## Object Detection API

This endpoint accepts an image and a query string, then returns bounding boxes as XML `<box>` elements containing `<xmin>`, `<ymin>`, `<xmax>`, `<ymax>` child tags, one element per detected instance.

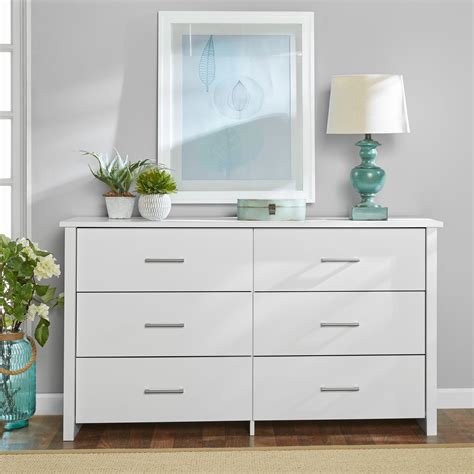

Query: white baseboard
<box><xmin>36</xmin><ymin>393</ymin><xmax>63</xmax><ymax>415</ymax></box>
<box><xmin>437</xmin><ymin>388</ymin><xmax>474</xmax><ymax>409</ymax></box>
<box><xmin>35</xmin><ymin>389</ymin><xmax>474</xmax><ymax>416</ymax></box>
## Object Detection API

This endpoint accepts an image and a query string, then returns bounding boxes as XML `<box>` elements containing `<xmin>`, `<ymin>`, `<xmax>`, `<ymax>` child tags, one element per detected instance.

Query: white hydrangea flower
<box><xmin>26</xmin><ymin>303</ymin><xmax>38</xmax><ymax>321</ymax></box>
<box><xmin>26</xmin><ymin>303</ymin><xmax>50</xmax><ymax>322</ymax></box>
<box><xmin>34</xmin><ymin>254</ymin><xmax>61</xmax><ymax>281</ymax></box>
<box><xmin>36</xmin><ymin>303</ymin><xmax>50</xmax><ymax>321</ymax></box>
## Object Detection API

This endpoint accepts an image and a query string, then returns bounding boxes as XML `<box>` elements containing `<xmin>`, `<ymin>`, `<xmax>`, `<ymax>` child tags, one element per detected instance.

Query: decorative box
<box><xmin>237</xmin><ymin>199</ymin><xmax>306</xmax><ymax>221</ymax></box>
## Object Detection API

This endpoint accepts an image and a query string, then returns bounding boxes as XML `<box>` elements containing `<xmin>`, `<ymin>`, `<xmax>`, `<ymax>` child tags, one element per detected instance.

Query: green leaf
<box><xmin>9</xmin><ymin>255</ymin><xmax>24</xmax><ymax>271</ymax></box>
<box><xmin>0</xmin><ymin>234</ymin><xmax>11</xmax><ymax>248</ymax></box>
<box><xmin>55</xmin><ymin>293</ymin><xmax>64</xmax><ymax>309</ymax></box>
<box><xmin>41</xmin><ymin>287</ymin><xmax>56</xmax><ymax>304</ymax></box>
<box><xmin>2</xmin><ymin>246</ymin><xmax>11</xmax><ymax>260</ymax></box>
<box><xmin>20</xmin><ymin>282</ymin><xmax>34</xmax><ymax>300</ymax></box>
<box><xmin>13</xmin><ymin>304</ymin><xmax>27</xmax><ymax>321</ymax></box>
<box><xmin>35</xmin><ymin>319</ymin><xmax>50</xmax><ymax>347</ymax></box>
<box><xmin>35</xmin><ymin>250</ymin><xmax>50</xmax><ymax>258</ymax></box>
<box><xmin>3</xmin><ymin>315</ymin><xmax>13</xmax><ymax>328</ymax></box>
<box><xmin>19</xmin><ymin>262</ymin><xmax>34</xmax><ymax>278</ymax></box>
<box><xmin>36</xmin><ymin>284</ymin><xmax>49</xmax><ymax>297</ymax></box>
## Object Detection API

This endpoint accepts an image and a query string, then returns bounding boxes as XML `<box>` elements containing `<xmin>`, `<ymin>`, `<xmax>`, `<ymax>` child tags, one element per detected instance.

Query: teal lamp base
<box><xmin>4</xmin><ymin>419</ymin><xmax>29</xmax><ymax>431</ymax></box>
<box><xmin>350</xmin><ymin>134</ymin><xmax>388</xmax><ymax>221</ymax></box>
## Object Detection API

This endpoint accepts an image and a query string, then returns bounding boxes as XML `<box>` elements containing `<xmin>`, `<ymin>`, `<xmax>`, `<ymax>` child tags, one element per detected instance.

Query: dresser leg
<box><xmin>424</xmin><ymin>228</ymin><xmax>438</xmax><ymax>437</ymax></box>
<box><xmin>63</xmin><ymin>422</ymin><xmax>81</xmax><ymax>441</ymax></box>
<box><xmin>249</xmin><ymin>420</ymin><xmax>255</xmax><ymax>436</ymax></box>
<box><xmin>417</xmin><ymin>415</ymin><xmax>437</xmax><ymax>436</ymax></box>
<box><xmin>426</xmin><ymin>415</ymin><xmax>438</xmax><ymax>437</ymax></box>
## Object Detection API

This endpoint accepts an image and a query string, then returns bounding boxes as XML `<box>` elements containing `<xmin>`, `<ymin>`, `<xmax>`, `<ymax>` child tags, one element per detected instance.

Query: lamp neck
<box><xmin>355</xmin><ymin>136</ymin><xmax>381</xmax><ymax>168</ymax></box>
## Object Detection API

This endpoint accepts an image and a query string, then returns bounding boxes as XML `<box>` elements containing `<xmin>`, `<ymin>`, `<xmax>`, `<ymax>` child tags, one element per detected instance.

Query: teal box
<box><xmin>237</xmin><ymin>199</ymin><xmax>306</xmax><ymax>221</ymax></box>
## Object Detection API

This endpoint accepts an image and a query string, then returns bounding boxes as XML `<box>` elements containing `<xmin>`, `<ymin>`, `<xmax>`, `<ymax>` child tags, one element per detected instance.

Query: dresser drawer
<box><xmin>254</xmin><ymin>292</ymin><xmax>425</xmax><ymax>355</ymax></box>
<box><xmin>254</xmin><ymin>229</ymin><xmax>425</xmax><ymax>291</ymax></box>
<box><xmin>76</xmin><ymin>357</ymin><xmax>252</xmax><ymax>423</ymax></box>
<box><xmin>76</xmin><ymin>229</ymin><xmax>252</xmax><ymax>292</ymax></box>
<box><xmin>77</xmin><ymin>292</ymin><xmax>252</xmax><ymax>357</ymax></box>
<box><xmin>254</xmin><ymin>356</ymin><xmax>425</xmax><ymax>420</ymax></box>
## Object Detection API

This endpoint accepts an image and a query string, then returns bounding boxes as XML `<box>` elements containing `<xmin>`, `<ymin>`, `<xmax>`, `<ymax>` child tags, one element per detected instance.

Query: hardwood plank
<box><xmin>340</xmin><ymin>420</ymin><xmax>375</xmax><ymax>446</ymax></box>
<box><xmin>225</xmin><ymin>435</ymin><xmax>251</xmax><ymax>448</ymax></box>
<box><xmin>317</xmin><ymin>421</ymin><xmax>348</xmax><ymax>445</ymax></box>
<box><xmin>224</xmin><ymin>422</ymin><xmax>249</xmax><ymax>447</ymax></box>
<box><xmin>254</xmin><ymin>422</ymin><xmax>277</xmax><ymax>447</ymax></box>
<box><xmin>96</xmin><ymin>424</ymin><xmax>131</xmax><ymax>449</ymax></box>
<box><xmin>172</xmin><ymin>422</ymin><xmax>203</xmax><ymax>449</ymax></box>
<box><xmin>150</xmin><ymin>423</ymin><xmax>179</xmax><ymax>449</ymax></box>
<box><xmin>71</xmin><ymin>423</ymin><xmax>105</xmax><ymax>450</ymax></box>
<box><xmin>202</xmin><ymin>422</ymin><xmax>227</xmax><ymax>448</ymax></box>
<box><xmin>128</xmin><ymin>423</ymin><xmax>154</xmax><ymax>449</ymax></box>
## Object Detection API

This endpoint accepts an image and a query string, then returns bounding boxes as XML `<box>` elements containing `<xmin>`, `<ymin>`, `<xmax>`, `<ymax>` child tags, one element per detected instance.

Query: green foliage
<box><xmin>0</xmin><ymin>235</ymin><xmax>63</xmax><ymax>346</ymax></box>
<box><xmin>136</xmin><ymin>167</ymin><xmax>178</xmax><ymax>195</ymax></box>
<box><xmin>35</xmin><ymin>319</ymin><xmax>50</xmax><ymax>348</ymax></box>
<box><xmin>81</xmin><ymin>149</ymin><xmax>150</xmax><ymax>196</ymax></box>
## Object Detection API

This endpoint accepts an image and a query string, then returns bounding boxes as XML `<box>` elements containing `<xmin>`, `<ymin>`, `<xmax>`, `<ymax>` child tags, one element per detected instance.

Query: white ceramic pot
<box><xmin>104</xmin><ymin>196</ymin><xmax>135</xmax><ymax>219</ymax></box>
<box><xmin>138</xmin><ymin>194</ymin><xmax>172</xmax><ymax>221</ymax></box>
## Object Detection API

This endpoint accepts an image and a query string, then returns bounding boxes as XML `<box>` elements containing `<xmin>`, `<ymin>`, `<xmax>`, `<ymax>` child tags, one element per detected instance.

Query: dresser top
<box><xmin>60</xmin><ymin>217</ymin><xmax>443</xmax><ymax>228</ymax></box>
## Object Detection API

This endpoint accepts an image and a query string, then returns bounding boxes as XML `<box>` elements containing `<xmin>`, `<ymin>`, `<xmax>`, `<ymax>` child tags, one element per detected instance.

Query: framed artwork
<box><xmin>158</xmin><ymin>11</ymin><xmax>315</xmax><ymax>203</ymax></box>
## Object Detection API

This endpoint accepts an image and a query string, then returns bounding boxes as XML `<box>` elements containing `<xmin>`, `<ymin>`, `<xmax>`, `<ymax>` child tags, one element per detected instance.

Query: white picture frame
<box><xmin>158</xmin><ymin>11</ymin><xmax>315</xmax><ymax>204</ymax></box>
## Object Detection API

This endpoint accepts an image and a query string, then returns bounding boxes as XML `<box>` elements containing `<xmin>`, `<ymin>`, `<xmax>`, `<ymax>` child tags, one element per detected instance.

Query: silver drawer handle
<box><xmin>321</xmin><ymin>257</ymin><xmax>360</xmax><ymax>263</ymax></box>
<box><xmin>321</xmin><ymin>386</ymin><xmax>360</xmax><ymax>392</ymax></box>
<box><xmin>320</xmin><ymin>322</ymin><xmax>360</xmax><ymax>327</ymax></box>
<box><xmin>144</xmin><ymin>323</ymin><xmax>185</xmax><ymax>328</ymax></box>
<box><xmin>144</xmin><ymin>388</ymin><xmax>184</xmax><ymax>394</ymax></box>
<box><xmin>144</xmin><ymin>258</ymin><xmax>185</xmax><ymax>263</ymax></box>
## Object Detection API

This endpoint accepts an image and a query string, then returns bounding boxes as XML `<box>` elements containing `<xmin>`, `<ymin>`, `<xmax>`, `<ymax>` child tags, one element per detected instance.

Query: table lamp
<box><xmin>327</xmin><ymin>74</ymin><xmax>410</xmax><ymax>220</ymax></box>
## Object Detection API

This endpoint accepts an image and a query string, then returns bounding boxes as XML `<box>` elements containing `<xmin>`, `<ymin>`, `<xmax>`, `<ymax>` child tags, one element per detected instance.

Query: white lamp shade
<box><xmin>327</xmin><ymin>74</ymin><xmax>410</xmax><ymax>134</ymax></box>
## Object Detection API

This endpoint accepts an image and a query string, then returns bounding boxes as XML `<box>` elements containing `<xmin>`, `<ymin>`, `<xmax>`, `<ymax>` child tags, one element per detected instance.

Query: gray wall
<box><xmin>31</xmin><ymin>0</ymin><xmax>473</xmax><ymax>393</ymax></box>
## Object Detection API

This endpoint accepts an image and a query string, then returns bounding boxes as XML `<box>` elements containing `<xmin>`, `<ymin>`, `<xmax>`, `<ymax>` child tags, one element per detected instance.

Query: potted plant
<box><xmin>0</xmin><ymin>235</ymin><xmax>63</xmax><ymax>431</ymax></box>
<box><xmin>81</xmin><ymin>149</ymin><xmax>149</xmax><ymax>219</ymax></box>
<box><xmin>136</xmin><ymin>166</ymin><xmax>177</xmax><ymax>221</ymax></box>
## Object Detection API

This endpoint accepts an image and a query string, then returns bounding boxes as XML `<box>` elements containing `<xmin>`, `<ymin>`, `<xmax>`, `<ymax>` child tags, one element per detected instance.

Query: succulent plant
<box><xmin>136</xmin><ymin>167</ymin><xmax>177</xmax><ymax>195</ymax></box>
<box><xmin>81</xmin><ymin>149</ymin><xmax>150</xmax><ymax>196</ymax></box>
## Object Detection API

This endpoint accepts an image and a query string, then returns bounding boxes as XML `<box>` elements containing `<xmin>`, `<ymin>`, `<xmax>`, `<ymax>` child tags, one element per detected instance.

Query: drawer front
<box><xmin>254</xmin><ymin>356</ymin><xmax>425</xmax><ymax>420</ymax></box>
<box><xmin>77</xmin><ymin>229</ymin><xmax>252</xmax><ymax>291</ymax></box>
<box><xmin>76</xmin><ymin>357</ymin><xmax>252</xmax><ymax>423</ymax></box>
<box><xmin>254</xmin><ymin>229</ymin><xmax>425</xmax><ymax>291</ymax></box>
<box><xmin>77</xmin><ymin>292</ymin><xmax>252</xmax><ymax>357</ymax></box>
<box><xmin>254</xmin><ymin>292</ymin><xmax>425</xmax><ymax>355</ymax></box>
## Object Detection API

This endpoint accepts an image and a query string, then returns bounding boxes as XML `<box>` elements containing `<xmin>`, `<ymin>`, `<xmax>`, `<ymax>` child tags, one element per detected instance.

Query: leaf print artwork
<box><xmin>199</xmin><ymin>35</ymin><xmax>216</xmax><ymax>92</ymax></box>
<box><xmin>213</xmin><ymin>76</ymin><xmax>264</xmax><ymax>120</ymax></box>
<box><xmin>230</xmin><ymin>80</ymin><xmax>249</xmax><ymax>115</ymax></box>
<box><xmin>181</xmin><ymin>33</ymin><xmax>292</xmax><ymax>182</ymax></box>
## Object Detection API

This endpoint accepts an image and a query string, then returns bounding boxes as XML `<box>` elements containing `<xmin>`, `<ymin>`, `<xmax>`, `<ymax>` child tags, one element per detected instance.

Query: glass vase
<box><xmin>0</xmin><ymin>332</ymin><xmax>36</xmax><ymax>430</ymax></box>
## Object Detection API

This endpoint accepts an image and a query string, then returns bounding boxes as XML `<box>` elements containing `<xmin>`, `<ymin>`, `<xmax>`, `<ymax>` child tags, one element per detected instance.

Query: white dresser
<box><xmin>60</xmin><ymin>217</ymin><xmax>442</xmax><ymax>441</ymax></box>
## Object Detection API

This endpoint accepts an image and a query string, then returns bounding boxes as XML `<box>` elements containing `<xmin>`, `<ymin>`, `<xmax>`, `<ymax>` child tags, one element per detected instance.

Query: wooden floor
<box><xmin>0</xmin><ymin>410</ymin><xmax>472</xmax><ymax>451</ymax></box>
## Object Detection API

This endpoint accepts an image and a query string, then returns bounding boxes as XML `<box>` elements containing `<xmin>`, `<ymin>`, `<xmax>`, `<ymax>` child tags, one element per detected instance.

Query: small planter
<box><xmin>138</xmin><ymin>194</ymin><xmax>172</xmax><ymax>221</ymax></box>
<box><xmin>0</xmin><ymin>332</ymin><xmax>36</xmax><ymax>431</ymax></box>
<box><xmin>105</xmin><ymin>196</ymin><xmax>135</xmax><ymax>219</ymax></box>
